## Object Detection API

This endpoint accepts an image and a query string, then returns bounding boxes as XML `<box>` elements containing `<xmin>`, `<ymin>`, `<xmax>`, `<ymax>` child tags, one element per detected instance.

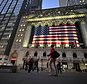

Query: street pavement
<box><xmin>0</xmin><ymin>69</ymin><xmax>87</xmax><ymax>84</ymax></box>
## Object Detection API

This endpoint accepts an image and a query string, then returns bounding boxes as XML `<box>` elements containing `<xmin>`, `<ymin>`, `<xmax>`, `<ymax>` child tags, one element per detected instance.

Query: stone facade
<box><xmin>14</xmin><ymin>47</ymin><xmax>87</xmax><ymax>71</ymax></box>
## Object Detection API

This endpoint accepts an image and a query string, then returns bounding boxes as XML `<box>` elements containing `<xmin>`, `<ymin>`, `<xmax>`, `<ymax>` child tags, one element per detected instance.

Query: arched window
<box><xmin>84</xmin><ymin>53</ymin><xmax>87</xmax><ymax>58</ymax></box>
<box><xmin>62</xmin><ymin>52</ymin><xmax>66</xmax><ymax>57</ymax></box>
<box><xmin>43</xmin><ymin>51</ymin><xmax>46</xmax><ymax>57</ymax></box>
<box><xmin>34</xmin><ymin>51</ymin><xmax>38</xmax><ymax>56</ymax></box>
<box><xmin>73</xmin><ymin>53</ymin><xmax>77</xmax><ymax>58</ymax></box>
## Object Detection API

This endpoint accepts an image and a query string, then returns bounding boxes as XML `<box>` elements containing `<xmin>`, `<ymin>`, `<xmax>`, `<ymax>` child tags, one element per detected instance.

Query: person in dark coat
<box><xmin>22</xmin><ymin>57</ymin><xmax>27</xmax><ymax>69</ymax></box>
<box><xmin>33</xmin><ymin>51</ymin><xmax>39</xmax><ymax>72</ymax></box>
<box><xmin>28</xmin><ymin>56</ymin><xmax>33</xmax><ymax>73</ymax></box>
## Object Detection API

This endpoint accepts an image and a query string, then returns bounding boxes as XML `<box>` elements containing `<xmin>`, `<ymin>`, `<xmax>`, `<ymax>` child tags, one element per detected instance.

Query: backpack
<box><xmin>53</xmin><ymin>50</ymin><xmax>60</xmax><ymax>59</ymax></box>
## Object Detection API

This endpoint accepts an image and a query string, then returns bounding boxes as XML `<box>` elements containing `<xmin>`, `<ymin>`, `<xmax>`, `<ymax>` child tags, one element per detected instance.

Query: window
<box><xmin>19</xmin><ymin>29</ymin><xmax>22</xmax><ymax>31</ymax></box>
<box><xmin>0</xmin><ymin>0</ymin><xmax>8</xmax><ymax>12</ymax></box>
<box><xmin>62</xmin><ymin>52</ymin><xmax>66</xmax><ymax>57</ymax></box>
<box><xmin>43</xmin><ymin>51</ymin><xmax>46</xmax><ymax>57</ymax></box>
<box><xmin>21</xmin><ymin>34</ymin><xmax>23</xmax><ymax>36</ymax></box>
<box><xmin>16</xmin><ymin>39</ymin><xmax>18</xmax><ymax>42</ymax></box>
<box><xmin>73</xmin><ymin>53</ymin><xmax>77</xmax><ymax>58</ymax></box>
<box><xmin>22</xmin><ymin>29</ymin><xmax>24</xmax><ymax>31</ymax></box>
<box><xmin>84</xmin><ymin>53</ymin><xmax>87</xmax><ymax>58</ymax></box>
<box><xmin>4</xmin><ymin>58</ymin><xmax>8</xmax><ymax>60</ymax></box>
<box><xmin>19</xmin><ymin>39</ymin><xmax>22</xmax><ymax>42</ymax></box>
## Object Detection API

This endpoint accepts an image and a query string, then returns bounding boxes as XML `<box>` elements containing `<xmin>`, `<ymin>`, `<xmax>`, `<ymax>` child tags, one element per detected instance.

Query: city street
<box><xmin>0</xmin><ymin>70</ymin><xmax>87</xmax><ymax>84</ymax></box>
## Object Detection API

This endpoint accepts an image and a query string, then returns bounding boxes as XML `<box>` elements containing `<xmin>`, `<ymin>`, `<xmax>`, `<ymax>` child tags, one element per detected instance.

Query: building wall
<box><xmin>10</xmin><ymin>5</ymin><xmax>87</xmax><ymax>71</ymax></box>
<box><xmin>59</xmin><ymin>0</ymin><xmax>68</xmax><ymax>7</ymax></box>
<box><xmin>0</xmin><ymin>0</ymin><xmax>25</xmax><ymax>55</ymax></box>
<box><xmin>28</xmin><ymin>0</ymin><xmax>42</xmax><ymax>10</ymax></box>
<box><xmin>59</xmin><ymin>0</ymin><xmax>87</xmax><ymax>7</ymax></box>
<box><xmin>0</xmin><ymin>0</ymin><xmax>42</xmax><ymax>55</ymax></box>
<box><xmin>15</xmin><ymin>47</ymin><xmax>87</xmax><ymax>71</ymax></box>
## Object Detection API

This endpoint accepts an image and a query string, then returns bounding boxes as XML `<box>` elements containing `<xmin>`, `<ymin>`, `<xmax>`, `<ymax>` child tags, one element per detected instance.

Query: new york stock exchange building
<box><xmin>10</xmin><ymin>4</ymin><xmax>87</xmax><ymax>72</ymax></box>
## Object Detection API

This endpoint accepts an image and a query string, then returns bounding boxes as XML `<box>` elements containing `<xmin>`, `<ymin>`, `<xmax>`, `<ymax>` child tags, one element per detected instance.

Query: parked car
<box><xmin>0</xmin><ymin>55</ymin><xmax>17</xmax><ymax>73</ymax></box>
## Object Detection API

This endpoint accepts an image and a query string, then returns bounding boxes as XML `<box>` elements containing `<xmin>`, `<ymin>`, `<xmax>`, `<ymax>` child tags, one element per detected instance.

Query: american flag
<box><xmin>32</xmin><ymin>25</ymin><xmax>79</xmax><ymax>47</ymax></box>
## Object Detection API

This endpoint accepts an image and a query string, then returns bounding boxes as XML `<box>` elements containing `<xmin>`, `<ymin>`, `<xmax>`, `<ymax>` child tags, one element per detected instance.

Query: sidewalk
<box><xmin>0</xmin><ymin>69</ymin><xmax>87</xmax><ymax>84</ymax></box>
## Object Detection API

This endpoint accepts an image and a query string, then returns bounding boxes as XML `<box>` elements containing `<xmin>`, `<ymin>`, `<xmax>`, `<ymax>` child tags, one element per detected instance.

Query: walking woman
<box><xmin>48</xmin><ymin>45</ymin><xmax>57</xmax><ymax>75</ymax></box>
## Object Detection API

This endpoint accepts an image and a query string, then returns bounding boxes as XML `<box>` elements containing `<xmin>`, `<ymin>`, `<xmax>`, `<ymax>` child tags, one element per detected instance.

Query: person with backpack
<box><xmin>48</xmin><ymin>45</ymin><xmax>60</xmax><ymax>76</ymax></box>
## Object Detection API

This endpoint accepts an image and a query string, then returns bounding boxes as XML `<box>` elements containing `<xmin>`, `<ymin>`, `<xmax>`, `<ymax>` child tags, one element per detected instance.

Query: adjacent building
<box><xmin>59</xmin><ymin>0</ymin><xmax>87</xmax><ymax>7</ymax></box>
<box><xmin>0</xmin><ymin>0</ymin><xmax>42</xmax><ymax>56</ymax></box>
<box><xmin>28</xmin><ymin>0</ymin><xmax>42</xmax><ymax>10</ymax></box>
<box><xmin>59</xmin><ymin>0</ymin><xmax>68</xmax><ymax>7</ymax></box>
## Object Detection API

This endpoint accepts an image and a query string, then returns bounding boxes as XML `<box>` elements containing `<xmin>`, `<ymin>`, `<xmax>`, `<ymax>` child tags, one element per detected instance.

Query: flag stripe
<box><xmin>32</xmin><ymin>25</ymin><xmax>79</xmax><ymax>46</ymax></box>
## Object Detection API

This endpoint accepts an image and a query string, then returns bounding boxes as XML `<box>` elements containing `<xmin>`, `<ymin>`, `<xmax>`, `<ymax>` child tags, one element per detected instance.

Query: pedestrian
<box><xmin>22</xmin><ymin>57</ymin><xmax>27</xmax><ymax>69</ymax></box>
<box><xmin>56</xmin><ymin>58</ymin><xmax>62</xmax><ymax>75</ymax></box>
<box><xmin>10</xmin><ymin>50</ymin><xmax>18</xmax><ymax>65</ymax></box>
<box><xmin>33</xmin><ymin>52</ymin><xmax>39</xmax><ymax>72</ymax></box>
<box><xmin>48</xmin><ymin>45</ymin><xmax>57</xmax><ymax>76</ymax></box>
<box><xmin>23</xmin><ymin>51</ymin><xmax>29</xmax><ymax>70</ymax></box>
<box><xmin>28</xmin><ymin>56</ymin><xmax>33</xmax><ymax>73</ymax></box>
<box><xmin>57</xmin><ymin>62</ymin><xmax>62</xmax><ymax>74</ymax></box>
<box><xmin>46</xmin><ymin>56</ymin><xmax>50</xmax><ymax>72</ymax></box>
<box><xmin>25</xmin><ymin>57</ymin><xmax>29</xmax><ymax>71</ymax></box>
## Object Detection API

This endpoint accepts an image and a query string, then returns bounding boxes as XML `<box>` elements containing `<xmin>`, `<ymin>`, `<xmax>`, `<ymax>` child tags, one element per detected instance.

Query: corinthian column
<box><xmin>22</xmin><ymin>26</ymin><xmax>32</xmax><ymax>47</ymax></box>
<box><xmin>80</xmin><ymin>20</ymin><xmax>87</xmax><ymax>47</ymax></box>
